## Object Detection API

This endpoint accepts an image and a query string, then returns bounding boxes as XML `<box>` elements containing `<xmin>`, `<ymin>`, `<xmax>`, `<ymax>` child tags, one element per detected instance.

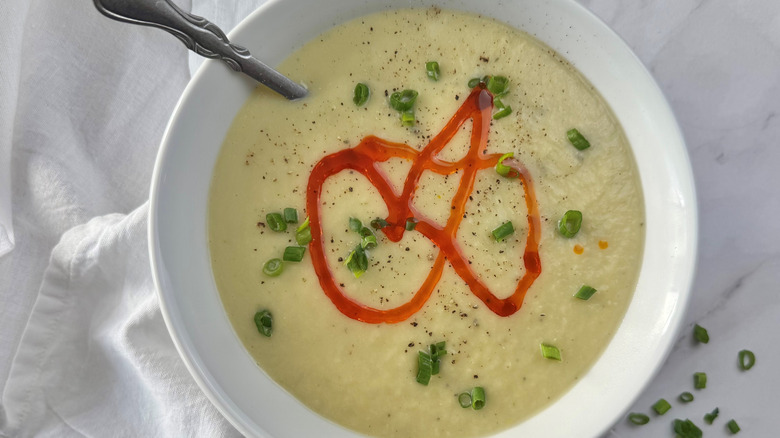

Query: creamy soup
<box><xmin>209</xmin><ymin>8</ymin><xmax>644</xmax><ymax>438</ymax></box>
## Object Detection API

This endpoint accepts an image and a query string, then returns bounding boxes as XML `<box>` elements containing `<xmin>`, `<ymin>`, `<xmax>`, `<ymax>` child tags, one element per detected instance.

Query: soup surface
<box><xmin>209</xmin><ymin>8</ymin><xmax>644</xmax><ymax>438</ymax></box>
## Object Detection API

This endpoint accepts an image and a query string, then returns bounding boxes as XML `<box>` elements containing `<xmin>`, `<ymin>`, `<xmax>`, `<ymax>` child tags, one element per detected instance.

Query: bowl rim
<box><xmin>149</xmin><ymin>1</ymin><xmax>697</xmax><ymax>437</ymax></box>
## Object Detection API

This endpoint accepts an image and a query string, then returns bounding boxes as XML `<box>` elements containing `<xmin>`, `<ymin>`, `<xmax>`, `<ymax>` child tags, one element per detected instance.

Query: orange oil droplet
<box><xmin>573</xmin><ymin>244</ymin><xmax>584</xmax><ymax>254</ymax></box>
<box><xmin>598</xmin><ymin>240</ymin><xmax>608</xmax><ymax>249</ymax></box>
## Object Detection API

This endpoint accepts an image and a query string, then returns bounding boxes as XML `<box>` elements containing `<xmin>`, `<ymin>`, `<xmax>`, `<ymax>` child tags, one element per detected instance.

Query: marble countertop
<box><xmin>579</xmin><ymin>0</ymin><xmax>780</xmax><ymax>436</ymax></box>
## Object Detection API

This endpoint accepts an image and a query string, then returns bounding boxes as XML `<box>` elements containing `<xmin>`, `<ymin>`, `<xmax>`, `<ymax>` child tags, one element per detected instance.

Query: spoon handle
<box><xmin>93</xmin><ymin>0</ymin><xmax>307</xmax><ymax>100</ymax></box>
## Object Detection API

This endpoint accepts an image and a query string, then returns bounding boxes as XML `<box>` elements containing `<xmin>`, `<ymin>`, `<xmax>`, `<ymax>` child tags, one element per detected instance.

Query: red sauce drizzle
<box><xmin>306</xmin><ymin>87</ymin><xmax>541</xmax><ymax>323</ymax></box>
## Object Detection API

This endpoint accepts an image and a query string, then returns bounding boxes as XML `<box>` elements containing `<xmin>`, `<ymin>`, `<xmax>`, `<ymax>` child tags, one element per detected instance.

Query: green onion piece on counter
<box><xmin>405</xmin><ymin>217</ymin><xmax>418</xmax><ymax>231</ymax></box>
<box><xmin>389</xmin><ymin>89</ymin><xmax>418</xmax><ymax>112</ymax></box>
<box><xmin>693</xmin><ymin>324</ymin><xmax>709</xmax><ymax>344</ymax></box>
<box><xmin>344</xmin><ymin>245</ymin><xmax>368</xmax><ymax>278</ymax></box>
<box><xmin>566</xmin><ymin>128</ymin><xmax>591</xmax><ymax>151</ymax></box>
<box><xmin>653</xmin><ymin>399</ymin><xmax>672</xmax><ymax>415</ymax></box>
<box><xmin>401</xmin><ymin>110</ymin><xmax>416</xmax><ymax>127</ymax></box>
<box><xmin>458</xmin><ymin>392</ymin><xmax>472</xmax><ymax>408</ymax></box>
<box><xmin>495</xmin><ymin>152</ymin><xmax>518</xmax><ymax>178</ymax></box>
<box><xmin>693</xmin><ymin>372</ymin><xmax>707</xmax><ymax>389</ymax></box>
<box><xmin>486</xmin><ymin>75</ymin><xmax>509</xmax><ymax>96</ymax></box>
<box><xmin>416</xmin><ymin>351</ymin><xmax>433</xmax><ymax>385</ymax></box>
<box><xmin>349</xmin><ymin>217</ymin><xmax>362</xmax><ymax>232</ymax></box>
<box><xmin>295</xmin><ymin>218</ymin><xmax>312</xmax><ymax>246</ymax></box>
<box><xmin>283</xmin><ymin>208</ymin><xmax>298</xmax><ymax>224</ymax></box>
<box><xmin>491</xmin><ymin>221</ymin><xmax>514</xmax><ymax>241</ymax></box>
<box><xmin>493</xmin><ymin>105</ymin><xmax>512</xmax><ymax>120</ymax></box>
<box><xmin>425</xmin><ymin>61</ymin><xmax>441</xmax><ymax>81</ymax></box>
<box><xmin>467</xmin><ymin>77</ymin><xmax>481</xmax><ymax>88</ymax></box>
<box><xmin>429</xmin><ymin>341</ymin><xmax>446</xmax><ymax>375</ymax></box>
<box><xmin>673</xmin><ymin>419</ymin><xmax>703</xmax><ymax>438</ymax></box>
<box><xmin>726</xmin><ymin>419</ymin><xmax>740</xmax><ymax>434</ymax></box>
<box><xmin>574</xmin><ymin>285</ymin><xmax>597</xmax><ymax>300</ymax></box>
<box><xmin>361</xmin><ymin>234</ymin><xmax>377</xmax><ymax>249</ymax></box>
<box><xmin>370</xmin><ymin>218</ymin><xmax>389</xmax><ymax>229</ymax></box>
<box><xmin>704</xmin><ymin>407</ymin><xmax>719</xmax><ymax>425</ymax></box>
<box><xmin>738</xmin><ymin>349</ymin><xmax>755</xmax><ymax>370</ymax></box>
<box><xmin>540</xmin><ymin>343</ymin><xmax>562</xmax><ymax>361</ymax></box>
<box><xmin>253</xmin><ymin>310</ymin><xmax>273</xmax><ymax>337</ymax></box>
<box><xmin>678</xmin><ymin>392</ymin><xmax>694</xmax><ymax>403</ymax></box>
<box><xmin>283</xmin><ymin>246</ymin><xmax>306</xmax><ymax>262</ymax></box>
<box><xmin>262</xmin><ymin>258</ymin><xmax>284</xmax><ymax>277</ymax></box>
<box><xmin>353</xmin><ymin>83</ymin><xmax>370</xmax><ymax>106</ymax></box>
<box><xmin>628</xmin><ymin>413</ymin><xmax>650</xmax><ymax>425</ymax></box>
<box><xmin>471</xmin><ymin>387</ymin><xmax>486</xmax><ymax>410</ymax></box>
<box><xmin>558</xmin><ymin>210</ymin><xmax>583</xmax><ymax>238</ymax></box>
<box><xmin>266</xmin><ymin>213</ymin><xmax>287</xmax><ymax>232</ymax></box>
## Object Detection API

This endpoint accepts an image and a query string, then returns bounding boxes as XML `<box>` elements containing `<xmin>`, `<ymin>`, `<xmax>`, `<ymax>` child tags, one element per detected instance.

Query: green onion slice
<box><xmin>344</xmin><ymin>245</ymin><xmax>368</xmax><ymax>278</ymax></box>
<box><xmin>558</xmin><ymin>210</ymin><xmax>583</xmax><ymax>238</ymax></box>
<box><xmin>628</xmin><ymin>413</ymin><xmax>650</xmax><ymax>425</ymax></box>
<box><xmin>416</xmin><ymin>351</ymin><xmax>433</xmax><ymax>385</ymax></box>
<box><xmin>458</xmin><ymin>392</ymin><xmax>472</xmax><ymax>408</ymax></box>
<box><xmin>425</xmin><ymin>61</ymin><xmax>441</xmax><ymax>81</ymax></box>
<box><xmin>283</xmin><ymin>207</ymin><xmax>298</xmax><ymax>224</ymax></box>
<box><xmin>348</xmin><ymin>217</ymin><xmax>362</xmax><ymax>232</ymax></box>
<box><xmin>467</xmin><ymin>77</ymin><xmax>481</xmax><ymax>88</ymax></box>
<box><xmin>693</xmin><ymin>372</ymin><xmax>707</xmax><ymax>389</ymax></box>
<box><xmin>361</xmin><ymin>234</ymin><xmax>377</xmax><ymax>249</ymax></box>
<box><xmin>266</xmin><ymin>213</ymin><xmax>287</xmax><ymax>232</ymax></box>
<box><xmin>738</xmin><ymin>349</ymin><xmax>755</xmax><ymax>370</ymax></box>
<box><xmin>540</xmin><ymin>343</ymin><xmax>562</xmax><ymax>361</ymax></box>
<box><xmin>353</xmin><ymin>83</ymin><xmax>370</xmax><ymax>106</ymax></box>
<box><xmin>726</xmin><ymin>419</ymin><xmax>740</xmax><ymax>434</ymax></box>
<box><xmin>693</xmin><ymin>324</ymin><xmax>709</xmax><ymax>344</ymax></box>
<box><xmin>566</xmin><ymin>128</ymin><xmax>591</xmax><ymax>151</ymax></box>
<box><xmin>296</xmin><ymin>226</ymin><xmax>312</xmax><ymax>246</ymax></box>
<box><xmin>493</xmin><ymin>105</ymin><xmax>512</xmax><ymax>120</ymax></box>
<box><xmin>673</xmin><ymin>419</ymin><xmax>703</xmax><ymax>438</ymax></box>
<box><xmin>653</xmin><ymin>398</ymin><xmax>671</xmax><ymax>415</ymax></box>
<box><xmin>471</xmin><ymin>387</ymin><xmax>486</xmax><ymax>410</ymax></box>
<box><xmin>678</xmin><ymin>392</ymin><xmax>694</xmax><ymax>403</ymax></box>
<box><xmin>430</xmin><ymin>341</ymin><xmax>447</xmax><ymax>360</ymax></box>
<box><xmin>401</xmin><ymin>109</ymin><xmax>415</xmax><ymax>127</ymax></box>
<box><xmin>283</xmin><ymin>246</ymin><xmax>306</xmax><ymax>262</ymax></box>
<box><xmin>574</xmin><ymin>285</ymin><xmax>597</xmax><ymax>300</ymax></box>
<box><xmin>253</xmin><ymin>310</ymin><xmax>273</xmax><ymax>337</ymax></box>
<box><xmin>389</xmin><ymin>89</ymin><xmax>418</xmax><ymax>112</ymax></box>
<box><xmin>486</xmin><ymin>75</ymin><xmax>509</xmax><ymax>96</ymax></box>
<box><xmin>704</xmin><ymin>407</ymin><xmax>719</xmax><ymax>424</ymax></box>
<box><xmin>370</xmin><ymin>218</ymin><xmax>389</xmax><ymax>229</ymax></box>
<box><xmin>262</xmin><ymin>258</ymin><xmax>284</xmax><ymax>277</ymax></box>
<box><xmin>491</xmin><ymin>221</ymin><xmax>514</xmax><ymax>241</ymax></box>
<box><xmin>405</xmin><ymin>217</ymin><xmax>418</xmax><ymax>231</ymax></box>
<box><xmin>495</xmin><ymin>152</ymin><xmax>519</xmax><ymax>178</ymax></box>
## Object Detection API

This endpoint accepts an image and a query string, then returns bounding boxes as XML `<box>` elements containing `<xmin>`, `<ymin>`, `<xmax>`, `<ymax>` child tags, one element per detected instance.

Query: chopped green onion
<box><xmin>353</xmin><ymin>83</ymin><xmax>370</xmax><ymax>106</ymax></box>
<box><xmin>266</xmin><ymin>213</ymin><xmax>287</xmax><ymax>232</ymax></box>
<box><xmin>693</xmin><ymin>324</ymin><xmax>709</xmax><ymax>344</ymax></box>
<box><xmin>295</xmin><ymin>224</ymin><xmax>312</xmax><ymax>246</ymax></box>
<box><xmin>540</xmin><ymin>343</ymin><xmax>562</xmax><ymax>361</ymax></box>
<box><xmin>283</xmin><ymin>246</ymin><xmax>306</xmax><ymax>262</ymax></box>
<box><xmin>425</xmin><ymin>61</ymin><xmax>441</xmax><ymax>81</ymax></box>
<box><xmin>653</xmin><ymin>398</ymin><xmax>672</xmax><ymax>415</ymax></box>
<box><xmin>344</xmin><ymin>245</ymin><xmax>368</xmax><ymax>278</ymax></box>
<box><xmin>416</xmin><ymin>351</ymin><xmax>433</xmax><ymax>385</ymax></box>
<box><xmin>493</xmin><ymin>105</ymin><xmax>512</xmax><ymax>120</ymax></box>
<box><xmin>467</xmin><ymin>77</ymin><xmax>481</xmax><ymax>88</ymax></box>
<box><xmin>693</xmin><ymin>372</ymin><xmax>707</xmax><ymax>389</ymax></box>
<box><xmin>405</xmin><ymin>217</ymin><xmax>418</xmax><ymax>231</ymax></box>
<box><xmin>262</xmin><ymin>258</ymin><xmax>284</xmax><ymax>277</ymax></box>
<box><xmin>297</xmin><ymin>216</ymin><xmax>310</xmax><ymax>231</ymax></box>
<box><xmin>574</xmin><ymin>285</ymin><xmax>597</xmax><ymax>300</ymax></box>
<box><xmin>673</xmin><ymin>419</ymin><xmax>703</xmax><ymax>438</ymax></box>
<box><xmin>283</xmin><ymin>208</ymin><xmax>298</xmax><ymax>224</ymax></box>
<box><xmin>567</xmin><ymin>128</ymin><xmax>591</xmax><ymax>151</ymax></box>
<box><xmin>370</xmin><ymin>218</ymin><xmax>389</xmax><ymax>229</ymax></box>
<box><xmin>628</xmin><ymin>413</ymin><xmax>650</xmax><ymax>425</ymax></box>
<box><xmin>558</xmin><ymin>210</ymin><xmax>583</xmax><ymax>238</ymax></box>
<box><xmin>253</xmin><ymin>310</ymin><xmax>273</xmax><ymax>337</ymax></box>
<box><xmin>491</xmin><ymin>221</ymin><xmax>514</xmax><ymax>241</ymax></box>
<box><xmin>704</xmin><ymin>407</ymin><xmax>719</xmax><ymax>424</ymax></box>
<box><xmin>389</xmin><ymin>89</ymin><xmax>418</xmax><ymax>112</ymax></box>
<box><xmin>361</xmin><ymin>234</ymin><xmax>377</xmax><ymax>249</ymax></box>
<box><xmin>486</xmin><ymin>75</ymin><xmax>509</xmax><ymax>96</ymax></box>
<box><xmin>401</xmin><ymin>110</ymin><xmax>416</xmax><ymax>127</ymax></box>
<box><xmin>495</xmin><ymin>152</ymin><xmax>518</xmax><ymax>178</ymax></box>
<box><xmin>678</xmin><ymin>392</ymin><xmax>694</xmax><ymax>403</ymax></box>
<box><xmin>458</xmin><ymin>392</ymin><xmax>472</xmax><ymax>408</ymax></box>
<box><xmin>348</xmin><ymin>217</ymin><xmax>362</xmax><ymax>232</ymax></box>
<box><xmin>430</xmin><ymin>341</ymin><xmax>447</xmax><ymax>360</ymax></box>
<box><xmin>471</xmin><ymin>387</ymin><xmax>486</xmax><ymax>410</ymax></box>
<box><xmin>726</xmin><ymin>419</ymin><xmax>740</xmax><ymax>434</ymax></box>
<box><xmin>738</xmin><ymin>349</ymin><xmax>755</xmax><ymax>370</ymax></box>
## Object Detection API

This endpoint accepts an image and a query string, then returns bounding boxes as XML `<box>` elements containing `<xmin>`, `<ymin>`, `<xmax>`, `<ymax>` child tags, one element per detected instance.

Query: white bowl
<box><xmin>149</xmin><ymin>0</ymin><xmax>697</xmax><ymax>436</ymax></box>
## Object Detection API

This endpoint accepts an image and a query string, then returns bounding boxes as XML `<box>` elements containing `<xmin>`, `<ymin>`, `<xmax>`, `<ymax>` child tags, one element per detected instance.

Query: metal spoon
<box><xmin>93</xmin><ymin>0</ymin><xmax>308</xmax><ymax>100</ymax></box>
